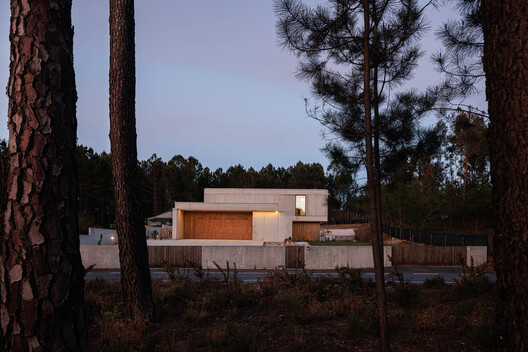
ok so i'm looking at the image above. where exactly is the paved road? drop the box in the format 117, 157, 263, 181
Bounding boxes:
86, 267, 496, 284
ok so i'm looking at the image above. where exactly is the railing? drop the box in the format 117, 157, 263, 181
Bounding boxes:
321, 221, 489, 247
381, 224, 488, 247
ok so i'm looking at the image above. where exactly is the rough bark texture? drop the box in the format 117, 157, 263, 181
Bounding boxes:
482, 1, 528, 350
363, 1, 391, 351
1, 1, 86, 350
109, 0, 155, 321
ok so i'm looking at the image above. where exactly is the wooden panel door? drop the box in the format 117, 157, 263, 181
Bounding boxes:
292, 221, 321, 241
184, 211, 252, 240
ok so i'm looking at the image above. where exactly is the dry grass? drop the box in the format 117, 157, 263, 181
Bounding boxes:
85, 266, 496, 352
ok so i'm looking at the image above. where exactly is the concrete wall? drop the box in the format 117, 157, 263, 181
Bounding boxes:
467, 246, 487, 266
80, 245, 120, 269
204, 188, 328, 221
201, 246, 285, 269
173, 209, 184, 239
80, 244, 487, 270
82, 228, 118, 245
304, 246, 393, 269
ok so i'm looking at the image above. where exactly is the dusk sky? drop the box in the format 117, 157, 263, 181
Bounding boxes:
0, 1, 486, 171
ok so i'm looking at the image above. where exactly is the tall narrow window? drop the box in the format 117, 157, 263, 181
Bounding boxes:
295, 195, 306, 216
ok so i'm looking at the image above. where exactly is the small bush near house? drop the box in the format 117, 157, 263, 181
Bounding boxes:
85, 268, 497, 351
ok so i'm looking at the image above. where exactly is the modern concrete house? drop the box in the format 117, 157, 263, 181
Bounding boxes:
172, 188, 328, 242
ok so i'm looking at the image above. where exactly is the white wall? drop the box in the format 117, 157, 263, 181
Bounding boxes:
201, 246, 285, 269
252, 211, 291, 242
467, 246, 487, 266
82, 228, 118, 245
304, 246, 393, 269
81, 245, 120, 269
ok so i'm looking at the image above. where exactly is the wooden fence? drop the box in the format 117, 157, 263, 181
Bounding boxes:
392, 246, 466, 266
147, 246, 201, 267
286, 246, 305, 268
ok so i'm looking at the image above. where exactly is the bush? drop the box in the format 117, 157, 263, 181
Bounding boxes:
423, 275, 446, 288
455, 256, 492, 297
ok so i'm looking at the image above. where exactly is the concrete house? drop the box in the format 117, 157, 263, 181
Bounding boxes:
172, 188, 328, 242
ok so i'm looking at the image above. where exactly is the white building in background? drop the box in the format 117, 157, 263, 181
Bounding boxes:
171, 188, 328, 242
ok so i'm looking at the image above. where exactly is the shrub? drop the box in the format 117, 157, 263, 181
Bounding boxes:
423, 275, 446, 288
454, 256, 492, 298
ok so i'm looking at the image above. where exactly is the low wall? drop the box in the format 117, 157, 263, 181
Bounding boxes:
80, 245, 120, 269
82, 228, 118, 245
304, 246, 392, 269
467, 246, 487, 266
79, 244, 487, 270
392, 246, 488, 266
202, 246, 285, 269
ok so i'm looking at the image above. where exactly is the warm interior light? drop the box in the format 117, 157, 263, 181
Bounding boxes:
110, 236, 115, 240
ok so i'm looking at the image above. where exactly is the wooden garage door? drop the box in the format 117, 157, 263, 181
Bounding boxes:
184, 211, 252, 240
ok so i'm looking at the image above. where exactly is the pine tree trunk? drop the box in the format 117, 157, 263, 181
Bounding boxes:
362, 1, 391, 351
109, 0, 155, 321
482, 1, 528, 350
1, 1, 86, 350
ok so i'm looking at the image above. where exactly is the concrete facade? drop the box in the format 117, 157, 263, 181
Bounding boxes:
172, 188, 328, 242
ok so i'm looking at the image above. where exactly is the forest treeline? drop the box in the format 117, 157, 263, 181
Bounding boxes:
0, 112, 491, 234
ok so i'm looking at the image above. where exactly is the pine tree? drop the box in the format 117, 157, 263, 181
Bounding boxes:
1, 1, 86, 349
109, 0, 155, 321
482, 0, 528, 350
275, 1, 439, 349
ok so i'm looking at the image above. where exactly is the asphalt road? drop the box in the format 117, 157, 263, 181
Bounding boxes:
85, 267, 496, 284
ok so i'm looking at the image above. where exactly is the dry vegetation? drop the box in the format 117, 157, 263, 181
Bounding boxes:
85, 264, 496, 352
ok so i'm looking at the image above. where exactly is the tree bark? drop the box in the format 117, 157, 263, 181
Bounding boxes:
109, 0, 155, 321
1, 1, 86, 350
363, 1, 391, 351
482, 1, 528, 350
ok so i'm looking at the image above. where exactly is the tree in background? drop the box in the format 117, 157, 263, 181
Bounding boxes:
433, 0, 484, 112
445, 111, 489, 228
482, 1, 528, 350
275, 1, 439, 349
141, 154, 169, 217
77, 146, 114, 231
0, 1, 85, 349
109, 0, 155, 321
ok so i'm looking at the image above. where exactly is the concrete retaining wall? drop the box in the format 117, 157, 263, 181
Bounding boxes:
467, 246, 487, 266
79, 244, 486, 270
80, 245, 120, 269
201, 246, 285, 269
304, 246, 392, 269
82, 228, 118, 245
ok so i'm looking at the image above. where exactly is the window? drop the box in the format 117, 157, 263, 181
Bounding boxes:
295, 195, 306, 216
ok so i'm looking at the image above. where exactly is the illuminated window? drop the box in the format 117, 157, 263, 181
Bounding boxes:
295, 195, 306, 216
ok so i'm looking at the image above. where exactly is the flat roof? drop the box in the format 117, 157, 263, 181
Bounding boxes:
174, 202, 278, 212
204, 188, 328, 195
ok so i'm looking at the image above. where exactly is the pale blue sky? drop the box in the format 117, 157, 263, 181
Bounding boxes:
0, 1, 486, 170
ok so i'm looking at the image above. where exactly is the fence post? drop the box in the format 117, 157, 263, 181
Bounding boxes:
430, 233, 433, 245
444, 233, 447, 247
